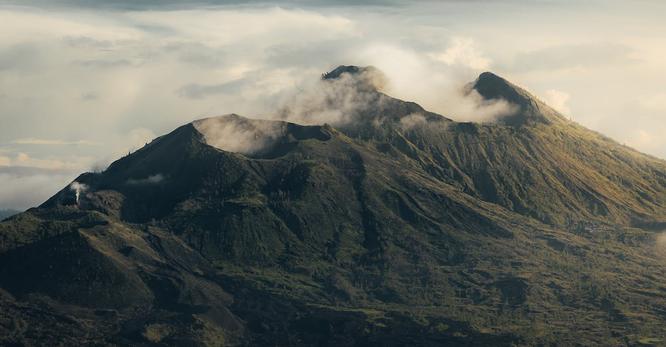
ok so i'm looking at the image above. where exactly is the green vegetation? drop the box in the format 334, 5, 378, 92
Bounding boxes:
0, 69, 664, 346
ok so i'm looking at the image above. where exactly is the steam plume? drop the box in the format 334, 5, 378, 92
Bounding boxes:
69, 181, 88, 205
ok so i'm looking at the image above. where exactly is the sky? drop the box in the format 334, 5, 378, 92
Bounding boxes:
1, 0, 665, 210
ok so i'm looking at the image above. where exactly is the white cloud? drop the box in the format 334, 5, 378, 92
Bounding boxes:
12, 138, 98, 146
429, 37, 491, 70
400, 113, 427, 130
623, 129, 666, 157
0, 172, 76, 210
194, 115, 285, 155
639, 93, 666, 111
11, 152, 93, 171
90, 128, 158, 171
627, 130, 654, 148
127, 128, 157, 151
542, 89, 571, 115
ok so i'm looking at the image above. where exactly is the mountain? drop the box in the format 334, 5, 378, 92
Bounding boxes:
1, 66, 665, 346
0, 209, 19, 221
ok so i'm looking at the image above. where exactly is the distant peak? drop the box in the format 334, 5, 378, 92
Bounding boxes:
322, 65, 370, 80
477, 71, 503, 81
473, 72, 525, 106
471, 72, 566, 127
321, 65, 387, 91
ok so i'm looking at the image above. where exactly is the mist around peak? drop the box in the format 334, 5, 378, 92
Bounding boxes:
271, 65, 534, 130
192, 114, 331, 157
193, 115, 287, 156
188, 66, 572, 157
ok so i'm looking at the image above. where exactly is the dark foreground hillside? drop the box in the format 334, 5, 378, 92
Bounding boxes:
1, 66, 665, 346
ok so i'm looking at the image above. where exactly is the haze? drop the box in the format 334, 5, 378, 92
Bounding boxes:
1, 0, 665, 210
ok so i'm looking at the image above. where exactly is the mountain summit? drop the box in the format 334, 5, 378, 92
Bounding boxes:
321, 64, 388, 92
322, 65, 372, 80
1, 66, 665, 346
471, 71, 567, 126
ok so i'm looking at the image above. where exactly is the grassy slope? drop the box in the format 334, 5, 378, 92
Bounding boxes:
0, 76, 665, 345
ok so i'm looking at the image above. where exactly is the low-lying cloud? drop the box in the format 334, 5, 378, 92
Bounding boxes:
191, 64, 521, 156
273, 66, 389, 126
0, 173, 75, 210
193, 115, 286, 155
267, 64, 518, 127
397, 113, 427, 130
127, 173, 165, 185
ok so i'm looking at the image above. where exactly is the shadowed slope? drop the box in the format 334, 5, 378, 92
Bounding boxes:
1, 66, 665, 346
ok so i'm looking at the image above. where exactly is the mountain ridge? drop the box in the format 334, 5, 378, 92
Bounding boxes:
1, 66, 666, 346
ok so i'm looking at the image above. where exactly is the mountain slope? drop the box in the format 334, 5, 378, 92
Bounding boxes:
1, 66, 665, 346
0, 209, 19, 221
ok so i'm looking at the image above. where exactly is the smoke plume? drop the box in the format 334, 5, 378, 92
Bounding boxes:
69, 181, 88, 205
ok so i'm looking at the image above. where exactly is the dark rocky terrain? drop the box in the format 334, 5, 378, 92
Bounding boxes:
1, 66, 665, 346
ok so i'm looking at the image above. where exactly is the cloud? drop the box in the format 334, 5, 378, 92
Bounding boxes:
0, 172, 77, 210
11, 138, 98, 146
506, 43, 635, 72
162, 41, 227, 68
0, 0, 408, 11
542, 89, 571, 115
1, 2, 666, 209
269, 66, 397, 126
265, 40, 357, 68
0, 43, 42, 71
11, 152, 92, 171
446, 89, 519, 123
0, 151, 93, 180
75, 59, 133, 68
193, 115, 285, 155
126, 128, 157, 150
429, 37, 491, 70
177, 79, 248, 99
81, 91, 98, 100
90, 127, 158, 172
0, 166, 76, 176
626, 130, 654, 148
127, 173, 166, 185
623, 129, 666, 158
399, 113, 427, 130
62, 35, 115, 49
639, 93, 666, 111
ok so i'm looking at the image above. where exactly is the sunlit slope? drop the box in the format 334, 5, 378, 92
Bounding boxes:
1, 68, 665, 346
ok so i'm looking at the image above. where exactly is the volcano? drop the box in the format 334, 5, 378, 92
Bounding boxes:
1, 66, 665, 346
